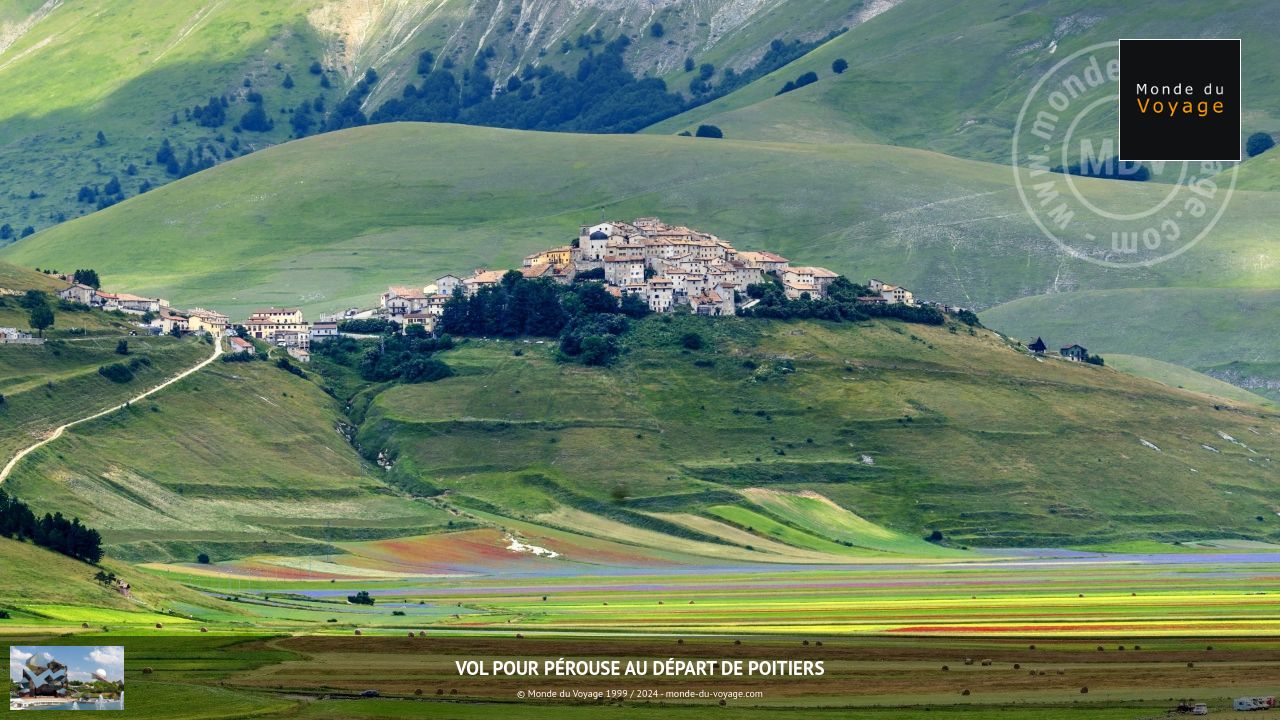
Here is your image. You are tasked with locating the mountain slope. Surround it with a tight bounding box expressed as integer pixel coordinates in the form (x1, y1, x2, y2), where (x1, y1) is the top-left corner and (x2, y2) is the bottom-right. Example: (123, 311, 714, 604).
(3, 122, 1279, 321)
(648, 0, 1280, 160)
(0, 0, 865, 237)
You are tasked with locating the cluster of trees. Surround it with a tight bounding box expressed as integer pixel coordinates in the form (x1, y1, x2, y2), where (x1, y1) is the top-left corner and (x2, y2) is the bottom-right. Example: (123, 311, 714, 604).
(371, 38, 685, 134)
(0, 223, 35, 241)
(777, 70, 818, 96)
(19, 289, 54, 336)
(312, 329, 455, 384)
(741, 277, 947, 326)
(348, 590, 375, 605)
(0, 490, 104, 564)
(98, 356, 150, 383)
(155, 138, 221, 179)
(438, 271, 643, 365)
(337, 318, 394, 334)
(1050, 157, 1150, 182)
(72, 268, 101, 288)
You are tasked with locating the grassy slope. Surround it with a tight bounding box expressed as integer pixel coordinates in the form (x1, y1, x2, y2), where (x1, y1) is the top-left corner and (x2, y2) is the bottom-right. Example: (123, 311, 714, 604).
(1104, 354, 1273, 408)
(0, 261, 210, 459)
(3, 357, 449, 563)
(0, 535, 236, 622)
(5, 123, 1280, 321)
(981, 288, 1280, 370)
(357, 315, 1280, 546)
(648, 0, 1280, 160)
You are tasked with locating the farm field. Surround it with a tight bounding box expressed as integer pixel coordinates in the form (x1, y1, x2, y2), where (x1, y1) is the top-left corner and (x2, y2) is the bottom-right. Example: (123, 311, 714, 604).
(7, 549, 1280, 718)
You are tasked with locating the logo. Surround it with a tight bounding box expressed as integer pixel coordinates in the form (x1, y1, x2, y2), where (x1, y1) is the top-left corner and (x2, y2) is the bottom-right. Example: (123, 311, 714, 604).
(1012, 41, 1237, 268)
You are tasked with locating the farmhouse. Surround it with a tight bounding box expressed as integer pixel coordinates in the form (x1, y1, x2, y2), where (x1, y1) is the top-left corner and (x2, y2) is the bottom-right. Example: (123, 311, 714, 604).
(186, 307, 229, 335)
(1028, 337, 1047, 355)
(56, 282, 97, 305)
(1060, 343, 1089, 362)
(227, 336, 255, 355)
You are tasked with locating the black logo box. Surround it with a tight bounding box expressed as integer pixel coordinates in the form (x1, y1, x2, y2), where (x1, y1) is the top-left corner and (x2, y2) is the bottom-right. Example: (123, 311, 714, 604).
(1119, 39, 1241, 162)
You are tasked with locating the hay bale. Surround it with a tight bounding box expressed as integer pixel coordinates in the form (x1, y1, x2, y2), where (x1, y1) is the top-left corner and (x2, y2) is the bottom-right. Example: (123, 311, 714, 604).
(418, 631, 426, 637)
(677, 638, 684, 645)
(1205, 645, 1213, 651)
(1056, 670, 1064, 675)
(1013, 663, 1021, 670)
(1096, 646, 1104, 652)
(142, 667, 154, 675)
(980, 659, 992, 666)
(961, 689, 970, 696)
(815, 641, 823, 647)
(414, 689, 422, 696)
(354, 629, 362, 635)
(436, 688, 444, 695)
(733, 639, 741, 645)
(1187, 662, 1195, 668)
(81, 622, 89, 629)
(516, 633, 524, 639)
(1117, 645, 1125, 651)
(407, 632, 415, 637)
(963, 658, 974, 665)
(1134, 644, 1141, 650)
(200, 627, 208, 633)
(1028, 644, 1036, 650)
(155, 623, 164, 629)
(941, 665, 949, 671)
(802, 640, 810, 646)
(1080, 686, 1088, 694)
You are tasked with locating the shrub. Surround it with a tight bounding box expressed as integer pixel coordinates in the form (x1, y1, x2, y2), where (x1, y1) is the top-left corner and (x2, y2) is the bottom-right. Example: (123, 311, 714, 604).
(1246, 131, 1275, 157)
(832, 58, 849, 74)
(197, 553, 210, 564)
(680, 332, 704, 350)
(348, 590, 375, 605)
(115, 339, 129, 355)
(97, 363, 134, 383)
(695, 124, 723, 139)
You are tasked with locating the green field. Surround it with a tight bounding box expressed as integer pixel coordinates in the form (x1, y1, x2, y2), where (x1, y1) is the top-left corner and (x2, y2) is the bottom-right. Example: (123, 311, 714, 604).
(1104, 355, 1273, 407)
(648, 0, 1280, 161)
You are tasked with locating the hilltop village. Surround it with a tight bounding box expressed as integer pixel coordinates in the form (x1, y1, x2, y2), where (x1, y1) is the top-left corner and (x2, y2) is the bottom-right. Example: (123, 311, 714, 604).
(376, 217, 921, 330)
(30, 219, 1049, 363)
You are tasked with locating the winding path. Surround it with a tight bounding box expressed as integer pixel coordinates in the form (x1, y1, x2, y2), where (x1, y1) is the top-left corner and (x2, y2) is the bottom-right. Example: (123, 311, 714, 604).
(0, 337, 222, 484)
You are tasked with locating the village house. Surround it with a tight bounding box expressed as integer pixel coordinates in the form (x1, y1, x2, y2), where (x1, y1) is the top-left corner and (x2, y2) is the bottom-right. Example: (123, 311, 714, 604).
(1028, 337, 1047, 355)
(57, 283, 97, 305)
(154, 308, 189, 335)
(227, 336, 255, 355)
(186, 308, 229, 336)
(97, 291, 167, 315)
(462, 269, 505, 295)
(868, 279, 915, 306)
(245, 307, 309, 345)
(0, 327, 42, 345)
(287, 347, 311, 363)
(435, 274, 463, 297)
(1060, 343, 1089, 362)
(310, 321, 339, 343)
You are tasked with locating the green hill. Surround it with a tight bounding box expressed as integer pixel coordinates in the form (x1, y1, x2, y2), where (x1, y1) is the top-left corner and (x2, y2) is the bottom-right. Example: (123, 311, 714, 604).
(0, 0, 860, 238)
(3, 357, 451, 563)
(353, 315, 1280, 547)
(4, 123, 1280, 322)
(1105, 354, 1274, 408)
(8, 313, 1279, 556)
(648, 0, 1280, 160)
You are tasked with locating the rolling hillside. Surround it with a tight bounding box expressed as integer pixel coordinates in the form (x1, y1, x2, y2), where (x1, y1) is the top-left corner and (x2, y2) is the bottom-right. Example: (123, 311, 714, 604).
(0, 0, 867, 237)
(4, 123, 1279, 322)
(648, 0, 1280, 160)
(6, 312, 1279, 560)
(0, 261, 210, 460)
(353, 315, 1280, 547)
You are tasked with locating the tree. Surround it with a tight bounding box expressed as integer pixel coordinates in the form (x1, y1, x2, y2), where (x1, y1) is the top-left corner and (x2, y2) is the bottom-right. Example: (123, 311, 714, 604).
(73, 268, 101, 289)
(309, 60, 323, 75)
(115, 339, 129, 355)
(0, 224, 11, 240)
(29, 304, 54, 336)
(197, 552, 210, 564)
(282, 73, 294, 89)
(20, 226, 33, 238)
(1246, 131, 1275, 157)
(240, 102, 274, 132)
(348, 590, 375, 605)
(650, 22, 664, 38)
(832, 58, 848, 74)
(684, 56, 695, 72)
(680, 332, 704, 350)
(96, 130, 107, 147)
(695, 124, 723, 138)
